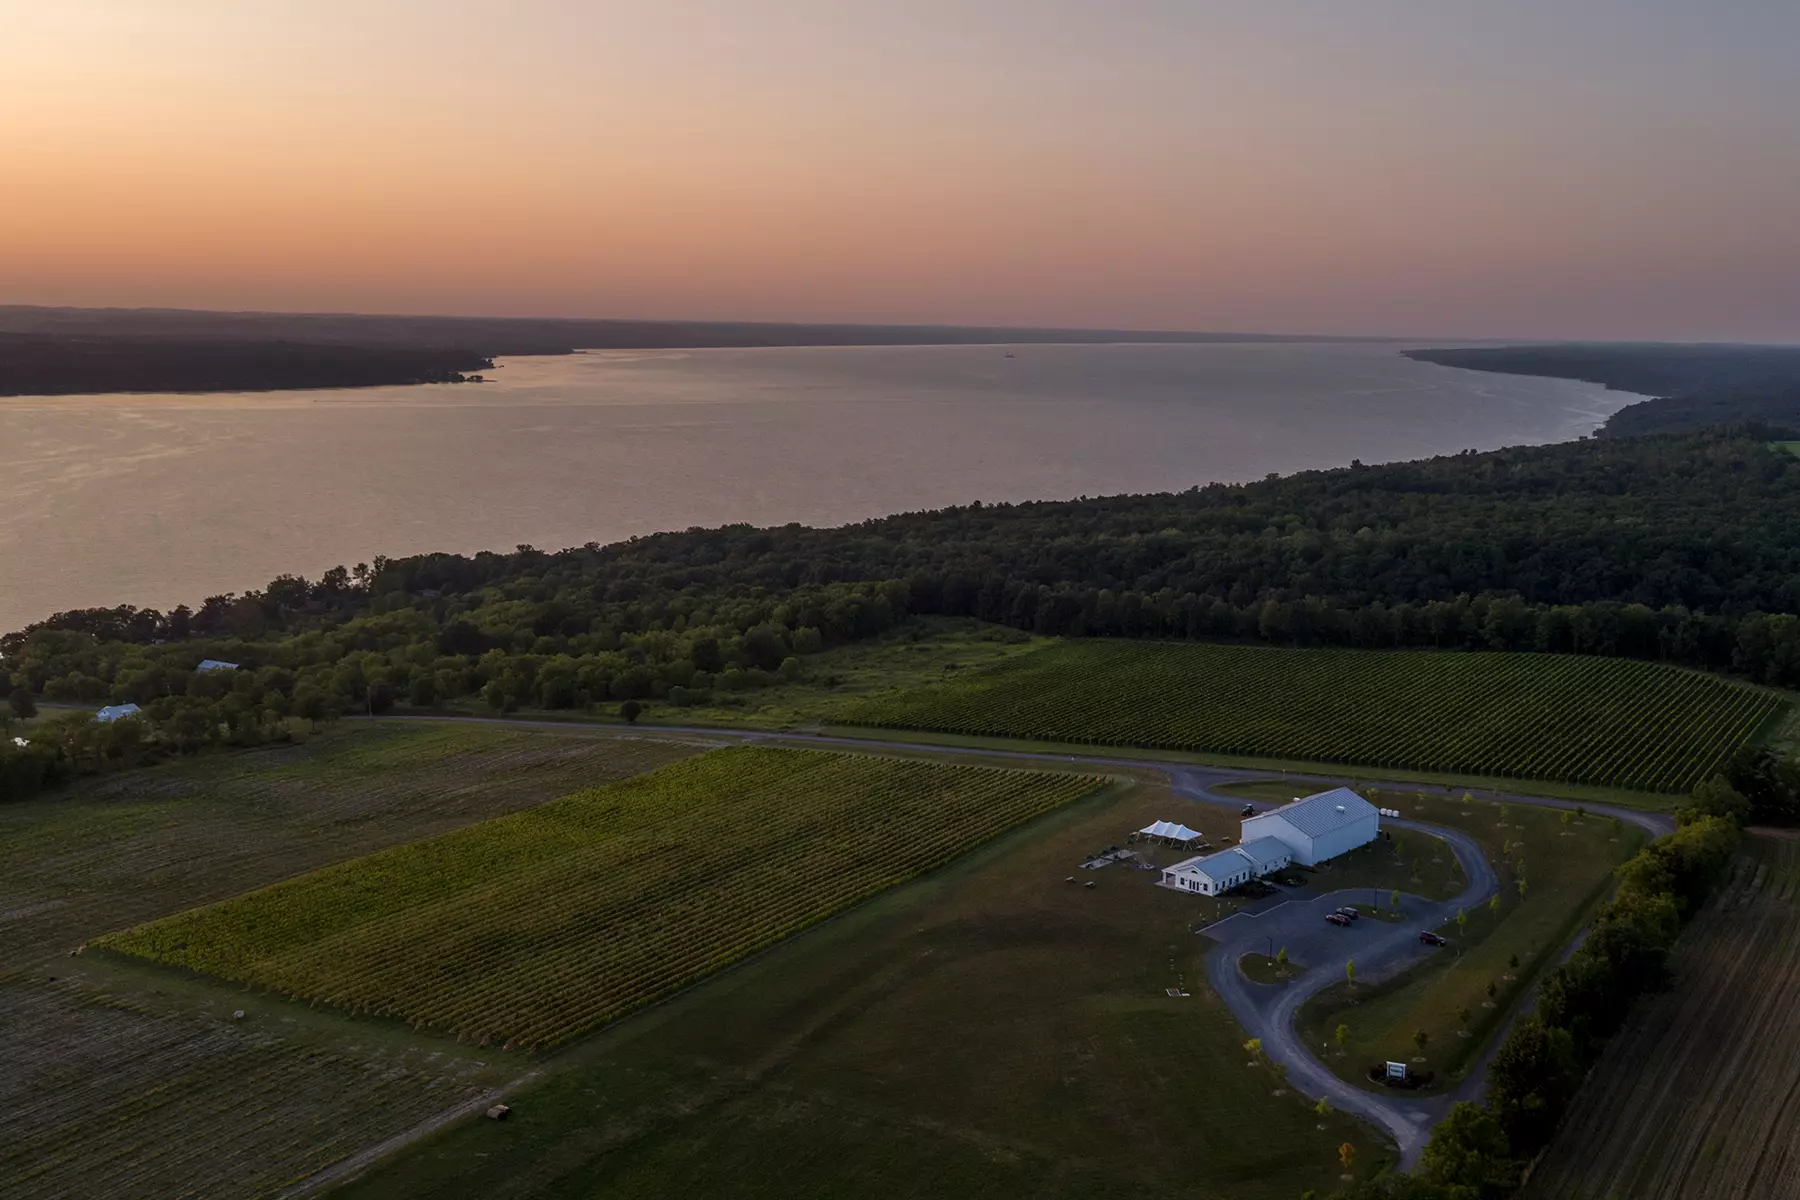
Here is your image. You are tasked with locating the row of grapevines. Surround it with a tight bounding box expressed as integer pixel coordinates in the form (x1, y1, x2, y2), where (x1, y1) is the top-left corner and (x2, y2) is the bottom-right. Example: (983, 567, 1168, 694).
(839, 642, 1782, 793)
(96, 747, 1103, 1049)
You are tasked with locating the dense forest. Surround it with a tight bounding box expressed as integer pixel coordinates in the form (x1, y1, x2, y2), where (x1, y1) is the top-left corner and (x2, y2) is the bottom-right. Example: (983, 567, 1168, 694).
(1405, 344, 1800, 438)
(0, 334, 492, 395)
(7, 428, 1800, 779)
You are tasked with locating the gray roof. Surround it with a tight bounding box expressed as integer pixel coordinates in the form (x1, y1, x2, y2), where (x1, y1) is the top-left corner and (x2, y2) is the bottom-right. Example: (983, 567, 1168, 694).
(1251, 787, 1378, 839)
(1175, 846, 1259, 884)
(1236, 837, 1291, 870)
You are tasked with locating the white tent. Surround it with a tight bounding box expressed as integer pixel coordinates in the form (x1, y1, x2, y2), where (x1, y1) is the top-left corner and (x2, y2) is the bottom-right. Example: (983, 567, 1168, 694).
(1138, 820, 1204, 842)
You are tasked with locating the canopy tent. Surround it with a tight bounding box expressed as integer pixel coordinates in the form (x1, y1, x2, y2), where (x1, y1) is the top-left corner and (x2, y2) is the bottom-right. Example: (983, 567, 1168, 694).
(1138, 820, 1204, 842)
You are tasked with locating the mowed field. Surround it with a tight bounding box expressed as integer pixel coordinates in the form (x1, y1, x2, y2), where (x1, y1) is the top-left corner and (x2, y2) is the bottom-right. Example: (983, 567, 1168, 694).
(0, 723, 704, 1200)
(840, 641, 1781, 793)
(1294, 790, 1638, 1089)
(1526, 834, 1800, 1200)
(99, 747, 1105, 1049)
(334, 776, 1389, 1200)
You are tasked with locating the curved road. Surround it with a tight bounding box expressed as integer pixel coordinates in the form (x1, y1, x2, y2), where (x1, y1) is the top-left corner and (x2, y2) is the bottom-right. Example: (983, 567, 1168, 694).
(362, 714, 1673, 1166)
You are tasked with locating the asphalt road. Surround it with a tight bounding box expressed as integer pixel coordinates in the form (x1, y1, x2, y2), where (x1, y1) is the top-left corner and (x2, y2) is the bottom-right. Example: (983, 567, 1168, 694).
(1199, 819, 1494, 1167)
(361, 714, 1673, 1166)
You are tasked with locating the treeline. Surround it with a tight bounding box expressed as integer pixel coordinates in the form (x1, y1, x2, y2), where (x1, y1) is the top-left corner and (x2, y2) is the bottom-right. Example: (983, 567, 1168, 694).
(0, 333, 493, 396)
(1332, 791, 1746, 1200)
(1403, 344, 1800, 440)
(12, 432, 1800, 697)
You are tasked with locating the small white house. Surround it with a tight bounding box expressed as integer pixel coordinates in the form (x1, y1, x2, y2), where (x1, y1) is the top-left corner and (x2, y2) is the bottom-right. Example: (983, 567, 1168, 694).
(95, 703, 143, 723)
(195, 659, 239, 673)
(1162, 838, 1292, 896)
(1240, 787, 1379, 866)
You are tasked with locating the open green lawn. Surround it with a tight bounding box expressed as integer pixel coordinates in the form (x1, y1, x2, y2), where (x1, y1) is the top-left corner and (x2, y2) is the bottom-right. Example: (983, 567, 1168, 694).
(435, 617, 1046, 732)
(835, 639, 1782, 794)
(1294, 790, 1641, 1090)
(334, 778, 1387, 1199)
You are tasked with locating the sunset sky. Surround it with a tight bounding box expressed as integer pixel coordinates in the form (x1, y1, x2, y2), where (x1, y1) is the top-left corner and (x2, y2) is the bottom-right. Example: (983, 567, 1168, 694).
(4, 1, 1798, 339)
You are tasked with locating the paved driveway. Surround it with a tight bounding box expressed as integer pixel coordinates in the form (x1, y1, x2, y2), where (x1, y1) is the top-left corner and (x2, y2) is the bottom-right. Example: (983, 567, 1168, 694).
(1200, 819, 1493, 1166)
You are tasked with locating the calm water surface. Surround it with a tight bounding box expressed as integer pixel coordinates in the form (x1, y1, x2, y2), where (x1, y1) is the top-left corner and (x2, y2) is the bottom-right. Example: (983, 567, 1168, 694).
(0, 343, 1635, 631)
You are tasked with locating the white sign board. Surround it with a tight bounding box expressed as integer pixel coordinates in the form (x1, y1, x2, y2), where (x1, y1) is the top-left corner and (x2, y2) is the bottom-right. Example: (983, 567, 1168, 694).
(1385, 1061, 1408, 1081)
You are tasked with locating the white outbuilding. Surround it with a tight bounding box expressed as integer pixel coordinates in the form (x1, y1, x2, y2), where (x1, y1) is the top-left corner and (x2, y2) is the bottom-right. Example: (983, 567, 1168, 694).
(95, 703, 143, 723)
(1161, 838, 1292, 896)
(1239, 786, 1379, 866)
(195, 659, 239, 673)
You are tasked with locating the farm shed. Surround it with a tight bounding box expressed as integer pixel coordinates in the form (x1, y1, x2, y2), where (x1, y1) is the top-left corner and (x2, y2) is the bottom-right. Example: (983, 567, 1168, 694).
(95, 703, 142, 723)
(195, 659, 239, 673)
(1239, 787, 1378, 866)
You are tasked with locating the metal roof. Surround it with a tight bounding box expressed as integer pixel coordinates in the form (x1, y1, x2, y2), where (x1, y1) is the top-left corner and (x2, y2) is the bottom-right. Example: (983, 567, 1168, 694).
(1248, 787, 1378, 840)
(1170, 846, 1259, 884)
(1235, 837, 1291, 871)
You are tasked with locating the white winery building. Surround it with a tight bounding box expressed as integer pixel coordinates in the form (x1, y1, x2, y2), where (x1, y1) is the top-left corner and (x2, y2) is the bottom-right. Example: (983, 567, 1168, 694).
(1240, 787, 1380, 866)
(1161, 786, 1379, 897)
(1161, 838, 1293, 896)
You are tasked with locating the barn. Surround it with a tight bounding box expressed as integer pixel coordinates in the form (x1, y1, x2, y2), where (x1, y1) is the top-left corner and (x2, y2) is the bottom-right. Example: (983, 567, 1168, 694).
(1239, 787, 1379, 866)
(95, 703, 142, 723)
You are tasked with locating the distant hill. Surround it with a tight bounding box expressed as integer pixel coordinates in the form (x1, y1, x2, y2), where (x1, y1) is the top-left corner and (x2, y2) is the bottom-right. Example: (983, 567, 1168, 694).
(0, 332, 491, 396)
(0, 304, 1358, 356)
(1404, 344, 1800, 437)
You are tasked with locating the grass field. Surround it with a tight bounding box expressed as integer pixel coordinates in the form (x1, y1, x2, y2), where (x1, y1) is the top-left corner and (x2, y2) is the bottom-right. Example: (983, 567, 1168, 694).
(838, 641, 1782, 793)
(0, 723, 699, 1200)
(1, 722, 701, 963)
(99, 748, 1105, 1049)
(332, 777, 1388, 1199)
(1295, 791, 1638, 1089)
(1526, 834, 1800, 1200)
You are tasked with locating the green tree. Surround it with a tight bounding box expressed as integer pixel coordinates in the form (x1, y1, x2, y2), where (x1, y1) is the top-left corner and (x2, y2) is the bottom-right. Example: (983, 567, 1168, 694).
(1390, 888, 1401, 909)
(1334, 1023, 1349, 1051)
(1346, 958, 1356, 986)
(1517, 877, 1528, 901)
(8, 690, 36, 720)
(1276, 946, 1288, 968)
(620, 699, 643, 724)
(1508, 953, 1519, 971)
(1420, 1101, 1519, 1197)
(1486, 980, 1497, 1000)
(1488, 894, 1500, 915)
(1414, 1029, 1430, 1054)
(1243, 1037, 1263, 1063)
(1457, 1007, 1471, 1031)
(1456, 908, 1468, 934)
(407, 674, 437, 707)
(1315, 1096, 1332, 1118)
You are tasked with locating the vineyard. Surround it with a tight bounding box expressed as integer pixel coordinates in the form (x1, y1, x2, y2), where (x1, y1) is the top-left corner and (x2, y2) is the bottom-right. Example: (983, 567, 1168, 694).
(838, 641, 1783, 793)
(1526, 835, 1800, 1200)
(0, 978, 496, 1200)
(98, 747, 1102, 1050)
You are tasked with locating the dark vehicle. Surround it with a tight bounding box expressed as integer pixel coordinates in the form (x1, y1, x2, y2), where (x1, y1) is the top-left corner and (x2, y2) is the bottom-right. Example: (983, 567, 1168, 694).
(1419, 930, 1448, 946)
(1240, 804, 1257, 817)
(1325, 912, 1351, 926)
(1335, 906, 1361, 920)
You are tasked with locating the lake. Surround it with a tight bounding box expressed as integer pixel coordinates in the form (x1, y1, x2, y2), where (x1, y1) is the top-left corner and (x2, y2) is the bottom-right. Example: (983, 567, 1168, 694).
(0, 342, 1634, 632)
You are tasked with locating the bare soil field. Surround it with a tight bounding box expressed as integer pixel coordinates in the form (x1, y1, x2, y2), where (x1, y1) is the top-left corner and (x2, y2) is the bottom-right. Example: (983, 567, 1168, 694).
(0, 724, 702, 1200)
(1526, 834, 1800, 1200)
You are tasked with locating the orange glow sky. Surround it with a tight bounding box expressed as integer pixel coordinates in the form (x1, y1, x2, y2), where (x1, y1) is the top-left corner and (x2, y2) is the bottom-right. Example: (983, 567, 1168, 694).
(4, 1, 1798, 339)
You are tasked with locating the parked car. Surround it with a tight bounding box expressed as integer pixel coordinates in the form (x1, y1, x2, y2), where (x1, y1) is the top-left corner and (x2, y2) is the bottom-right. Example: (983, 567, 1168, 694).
(1419, 930, 1448, 946)
(1335, 906, 1361, 920)
(1325, 912, 1351, 926)
(1240, 804, 1257, 817)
